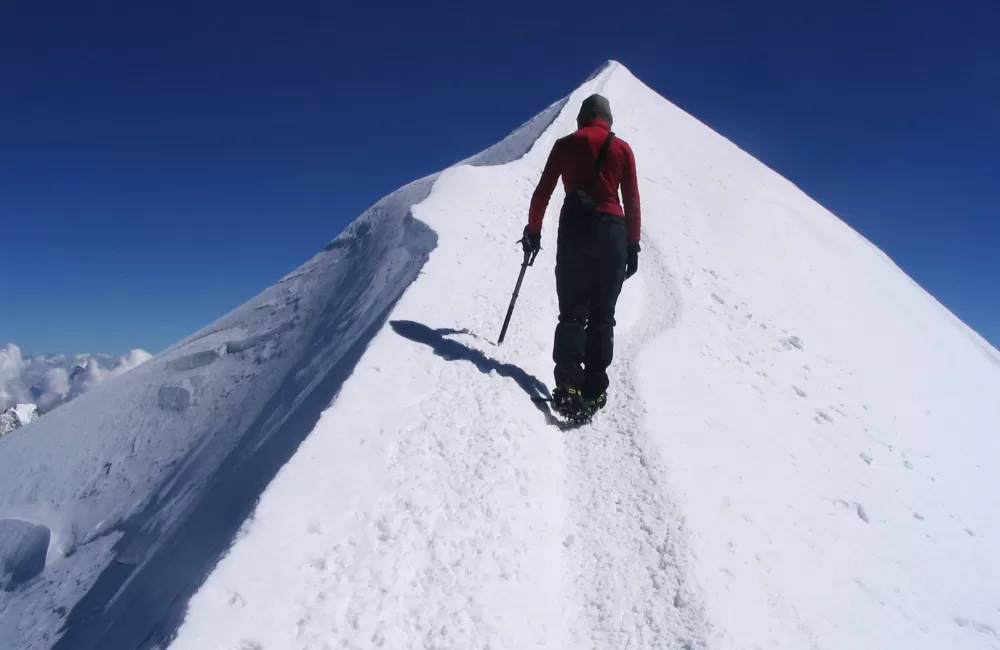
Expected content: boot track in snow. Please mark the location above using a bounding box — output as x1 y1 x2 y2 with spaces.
557 240 709 650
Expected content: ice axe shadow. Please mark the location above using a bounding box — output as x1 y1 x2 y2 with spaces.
389 320 566 425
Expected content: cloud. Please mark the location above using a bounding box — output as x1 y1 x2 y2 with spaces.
0 343 152 412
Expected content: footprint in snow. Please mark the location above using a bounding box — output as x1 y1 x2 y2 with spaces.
814 410 834 424
783 335 804 351
954 617 999 640
833 500 870 523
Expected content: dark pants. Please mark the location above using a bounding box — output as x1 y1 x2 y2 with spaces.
553 212 627 396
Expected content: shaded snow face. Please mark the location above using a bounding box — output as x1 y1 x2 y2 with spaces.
0 344 151 412
0 520 51 591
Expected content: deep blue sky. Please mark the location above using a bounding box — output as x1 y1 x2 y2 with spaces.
2 0 997 355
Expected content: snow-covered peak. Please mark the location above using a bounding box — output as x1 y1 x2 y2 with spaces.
0 403 39 437
11 403 39 425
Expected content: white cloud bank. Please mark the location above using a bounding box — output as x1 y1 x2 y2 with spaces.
0 343 152 412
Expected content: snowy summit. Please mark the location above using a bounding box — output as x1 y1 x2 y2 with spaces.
2 61 999 650
0 403 39 437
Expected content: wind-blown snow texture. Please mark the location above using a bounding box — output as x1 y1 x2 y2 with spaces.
5 62 1000 650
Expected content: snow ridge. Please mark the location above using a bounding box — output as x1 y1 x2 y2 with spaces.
40 184 438 650
554 69 709 650
169 60 1000 650
168 61 712 650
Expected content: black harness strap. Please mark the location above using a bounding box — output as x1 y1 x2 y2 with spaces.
587 132 616 189
568 132 615 215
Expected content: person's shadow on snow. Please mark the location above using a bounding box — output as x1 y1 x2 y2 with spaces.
389 320 568 426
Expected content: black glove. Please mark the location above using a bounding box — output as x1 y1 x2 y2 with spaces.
521 226 541 255
625 243 640 279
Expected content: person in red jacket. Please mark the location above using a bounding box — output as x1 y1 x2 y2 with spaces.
521 94 641 420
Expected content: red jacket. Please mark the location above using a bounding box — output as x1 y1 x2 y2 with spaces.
527 119 641 244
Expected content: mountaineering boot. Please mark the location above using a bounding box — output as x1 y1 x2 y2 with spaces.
552 385 582 413
583 391 607 416
552 386 587 421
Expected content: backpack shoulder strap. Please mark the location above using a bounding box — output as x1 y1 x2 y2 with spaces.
587 132 615 187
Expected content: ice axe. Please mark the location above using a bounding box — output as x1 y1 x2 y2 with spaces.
497 243 539 345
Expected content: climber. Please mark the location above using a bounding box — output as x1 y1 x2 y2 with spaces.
520 93 642 421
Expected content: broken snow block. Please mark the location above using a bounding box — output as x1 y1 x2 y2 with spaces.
157 385 191 411
168 348 223 371
0 519 51 591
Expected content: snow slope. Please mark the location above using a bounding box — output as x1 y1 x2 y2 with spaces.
166 62 1000 650
0 88 565 649
5 61 1000 650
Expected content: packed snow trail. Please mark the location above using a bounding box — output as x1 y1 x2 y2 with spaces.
558 240 707 650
